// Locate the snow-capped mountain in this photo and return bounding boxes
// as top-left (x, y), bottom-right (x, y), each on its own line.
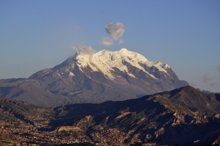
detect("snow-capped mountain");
top-left (0, 48), bottom-right (188, 106)
top-left (64, 48), bottom-right (170, 80)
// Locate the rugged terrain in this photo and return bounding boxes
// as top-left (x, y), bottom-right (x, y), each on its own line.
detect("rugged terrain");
top-left (0, 86), bottom-right (220, 146)
top-left (0, 48), bottom-right (188, 107)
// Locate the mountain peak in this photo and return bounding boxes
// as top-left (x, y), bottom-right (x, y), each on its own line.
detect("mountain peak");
top-left (6, 47), bottom-right (188, 106)
top-left (60, 48), bottom-right (172, 80)
top-left (119, 48), bottom-right (128, 52)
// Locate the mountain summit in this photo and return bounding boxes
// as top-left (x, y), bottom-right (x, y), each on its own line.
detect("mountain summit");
top-left (65, 48), bottom-right (170, 80)
top-left (0, 48), bottom-right (188, 106)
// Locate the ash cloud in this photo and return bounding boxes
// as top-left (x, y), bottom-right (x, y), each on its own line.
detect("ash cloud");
top-left (105, 22), bottom-right (125, 40)
top-left (99, 37), bottom-right (113, 46)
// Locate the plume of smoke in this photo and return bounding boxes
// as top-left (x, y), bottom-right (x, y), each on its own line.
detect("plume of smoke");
top-left (118, 39), bottom-right (124, 44)
top-left (72, 43), bottom-right (96, 60)
top-left (105, 22), bottom-right (125, 40)
top-left (99, 37), bottom-right (113, 46)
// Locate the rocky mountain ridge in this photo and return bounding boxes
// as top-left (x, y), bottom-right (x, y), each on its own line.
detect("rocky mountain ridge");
top-left (0, 48), bottom-right (188, 107)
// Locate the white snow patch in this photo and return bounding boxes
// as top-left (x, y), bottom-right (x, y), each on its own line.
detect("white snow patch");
top-left (164, 64), bottom-right (170, 69)
top-left (69, 72), bottom-right (75, 76)
top-left (68, 48), bottom-right (170, 80)
top-left (56, 72), bottom-right (61, 78)
top-left (128, 73), bottom-right (136, 78)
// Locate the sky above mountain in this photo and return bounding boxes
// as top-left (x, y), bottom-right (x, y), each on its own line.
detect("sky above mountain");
top-left (0, 0), bottom-right (220, 92)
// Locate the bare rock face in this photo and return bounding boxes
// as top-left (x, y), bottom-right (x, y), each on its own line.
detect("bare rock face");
top-left (0, 48), bottom-right (188, 107)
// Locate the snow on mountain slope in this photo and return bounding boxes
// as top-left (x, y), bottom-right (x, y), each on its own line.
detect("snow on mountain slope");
top-left (1, 48), bottom-right (188, 106)
top-left (67, 48), bottom-right (170, 80)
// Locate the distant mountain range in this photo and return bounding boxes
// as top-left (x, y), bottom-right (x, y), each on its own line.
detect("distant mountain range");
top-left (0, 86), bottom-right (220, 145)
top-left (0, 48), bottom-right (188, 107)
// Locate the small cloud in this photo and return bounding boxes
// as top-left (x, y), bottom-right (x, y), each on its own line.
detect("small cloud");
top-left (99, 37), bottom-right (113, 46)
top-left (203, 73), bottom-right (213, 84)
top-left (118, 39), bottom-right (124, 44)
top-left (189, 82), bottom-right (197, 87)
top-left (217, 65), bottom-right (220, 73)
top-left (210, 82), bottom-right (220, 88)
top-left (72, 43), bottom-right (96, 60)
top-left (105, 22), bottom-right (125, 40)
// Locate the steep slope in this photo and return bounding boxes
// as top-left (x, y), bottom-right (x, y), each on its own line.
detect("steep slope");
top-left (150, 86), bottom-right (220, 117)
top-left (0, 48), bottom-right (188, 106)
top-left (52, 86), bottom-right (220, 127)
top-left (50, 86), bottom-right (220, 145)
top-left (28, 48), bottom-right (187, 106)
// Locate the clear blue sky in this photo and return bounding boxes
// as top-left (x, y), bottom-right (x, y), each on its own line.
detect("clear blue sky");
top-left (0, 0), bottom-right (220, 92)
